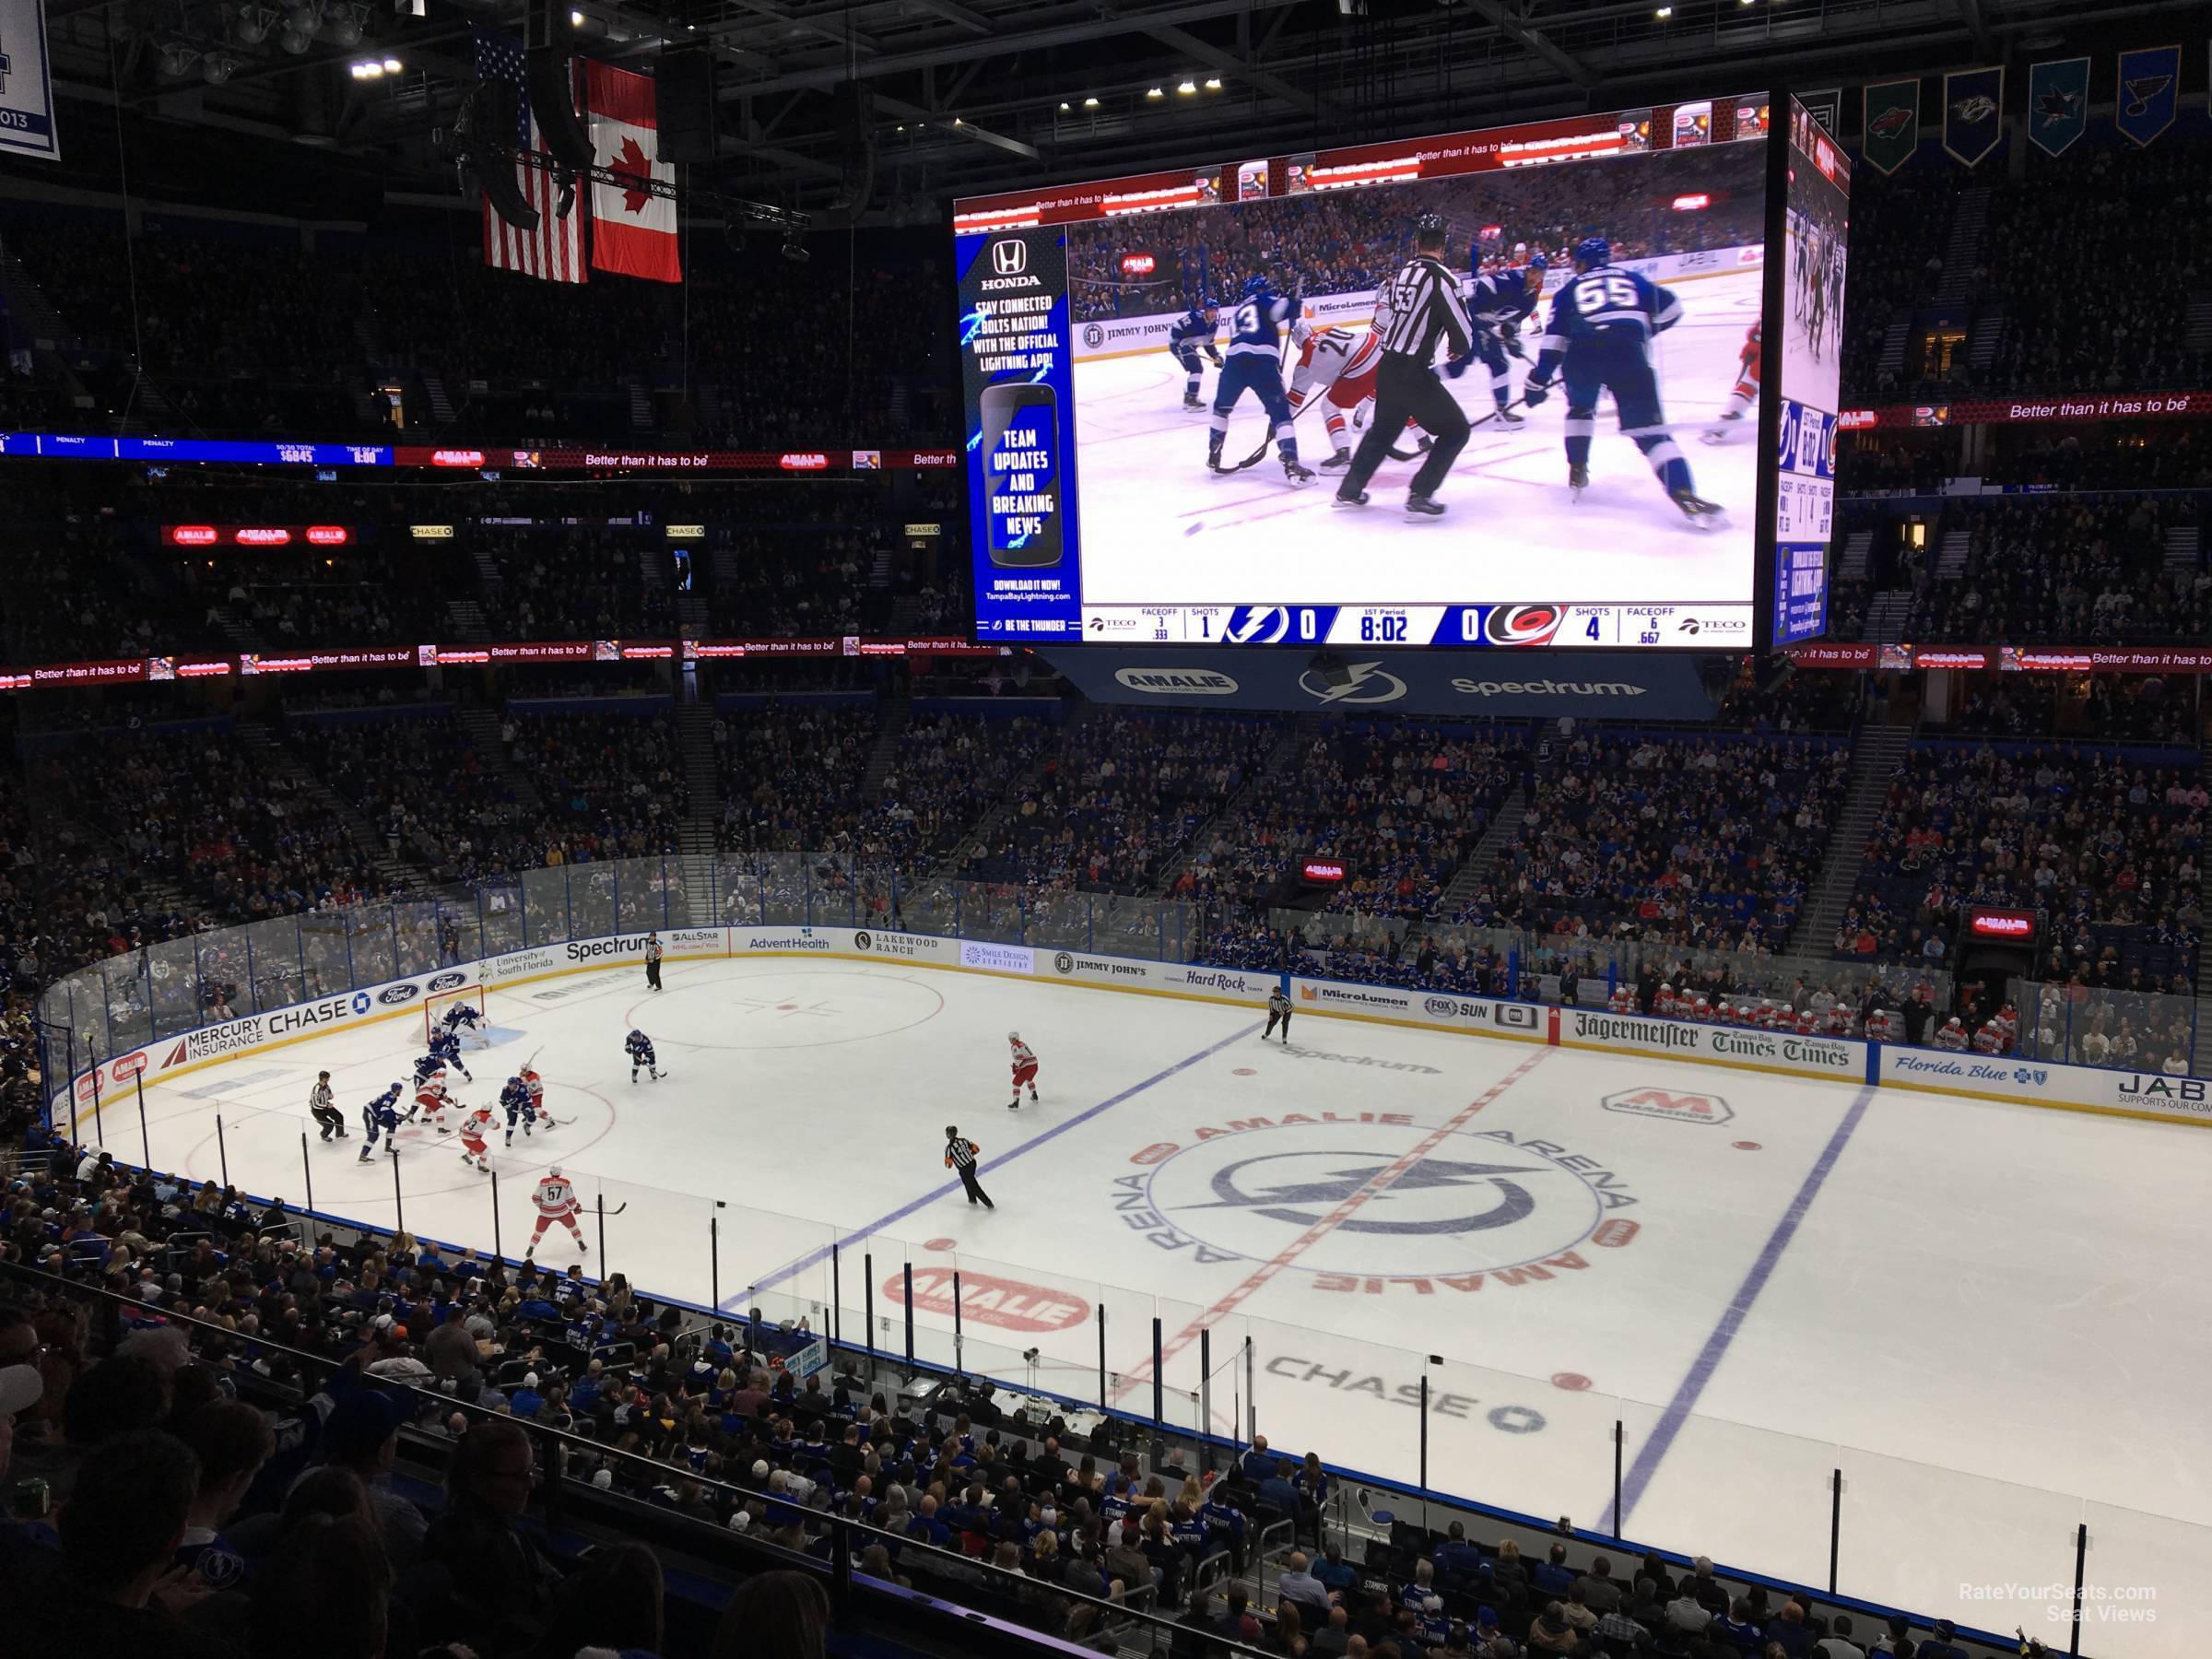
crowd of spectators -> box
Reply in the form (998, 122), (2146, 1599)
(1455, 730), (1851, 957)
(1946, 673), (2199, 747)
(1177, 723), (1527, 922)
(715, 702), (881, 853)
(508, 713), (688, 865)
(963, 712), (1281, 897)
(1836, 742), (2201, 1001)
(482, 528), (679, 644)
(1895, 497), (2206, 645)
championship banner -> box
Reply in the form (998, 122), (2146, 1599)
(1941, 66), (2004, 167)
(2115, 45), (2180, 148)
(0, 0), (61, 160)
(2027, 58), (2088, 157)
(1861, 79), (1921, 175)
(1796, 88), (1841, 137)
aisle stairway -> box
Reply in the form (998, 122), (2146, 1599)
(673, 701), (723, 923)
(235, 719), (421, 895)
(456, 705), (545, 815)
(1786, 725), (1912, 957)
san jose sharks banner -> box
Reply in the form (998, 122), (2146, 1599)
(1942, 66), (2004, 166)
(2115, 45), (2180, 148)
(0, 0), (61, 160)
(2027, 58), (2089, 157)
(1861, 78), (1920, 175)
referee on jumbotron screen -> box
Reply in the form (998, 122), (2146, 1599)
(1334, 210), (1475, 520)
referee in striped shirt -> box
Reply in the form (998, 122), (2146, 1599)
(1335, 211), (1475, 519)
(945, 1125), (994, 1208)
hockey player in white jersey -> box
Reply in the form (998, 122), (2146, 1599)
(527, 1165), (588, 1256)
(1702, 321), (1761, 442)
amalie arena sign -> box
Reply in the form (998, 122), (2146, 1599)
(60, 925), (2209, 1135)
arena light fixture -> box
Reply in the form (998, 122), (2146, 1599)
(158, 41), (195, 76)
(382, 55), (401, 70)
(1145, 86), (1163, 99)
(1082, 96), (1099, 108)
(1177, 79), (1196, 94)
(203, 51), (238, 83)
(1204, 77), (1222, 90)
(236, 5), (274, 41)
(1654, 5), (1671, 13)
(1058, 101), (1069, 111)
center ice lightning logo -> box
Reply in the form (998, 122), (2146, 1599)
(1187, 1153), (1543, 1235)
(1112, 1117), (1640, 1290)
(1298, 661), (1406, 705)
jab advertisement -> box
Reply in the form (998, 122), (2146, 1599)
(954, 97), (1783, 650)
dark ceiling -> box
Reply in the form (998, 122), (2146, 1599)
(36, 0), (2188, 222)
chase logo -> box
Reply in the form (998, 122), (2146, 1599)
(352, 993), (371, 1014)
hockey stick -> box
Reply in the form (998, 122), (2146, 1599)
(1381, 394), (1531, 462)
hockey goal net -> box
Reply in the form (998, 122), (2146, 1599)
(423, 984), (489, 1046)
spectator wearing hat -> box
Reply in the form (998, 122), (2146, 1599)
(312, 1388), (428, 1567)
(1916, 1620), (1969, 1659)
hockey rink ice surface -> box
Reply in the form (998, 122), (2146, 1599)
(122, 957), (2212, 1649)
(1071, 268), (1764, 610)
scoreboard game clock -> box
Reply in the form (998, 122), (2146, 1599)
(954, 93), (1846, 653)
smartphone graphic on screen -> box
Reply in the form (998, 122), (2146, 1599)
(979, 382), (1064, 567)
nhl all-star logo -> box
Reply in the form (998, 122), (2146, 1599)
(1110, 1115), (1639, 1291)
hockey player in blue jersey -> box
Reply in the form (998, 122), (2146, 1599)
(1166, 303), (1222, 410)
(1206, 275), (1313, 486)
(500, 1075), (536, 1146)
(1443, 254), (1546, 425)
(439, 996), (485, 1041)
(411, 1052), (445, 1091)
(357, 1083), (403, 1163)
(1520, 238), (1724, 528)
(426, 1025), (474, 1081)
(626, 1029), (663, 1082)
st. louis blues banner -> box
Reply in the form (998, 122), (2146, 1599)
(1861, 78), (1921, 175)
(2027, 57), (2089, 157)
(1942, 66), (2004, 166)
(0, 0), (61, 161)
(2115, 44), (2180, 148)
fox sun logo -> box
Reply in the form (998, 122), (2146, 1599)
(1110, 1115), (1639, 1295)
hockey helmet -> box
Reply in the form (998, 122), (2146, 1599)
(1240, 273), (1271, 300)
(1573, 236), (1611, 271)
(547, 1165), (562, 1178)
(1007, 1031), (1021, 1042)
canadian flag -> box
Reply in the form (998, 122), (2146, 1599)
(585, 61), (680, 283)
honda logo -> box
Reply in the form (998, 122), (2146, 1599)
(992, 240), (1028, 276)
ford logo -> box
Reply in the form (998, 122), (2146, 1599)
(378, 984), (422, 1005)
(426, 971), (469, 994)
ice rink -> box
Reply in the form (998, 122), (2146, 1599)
(117, 955), (2212, 1646)
(1071, 268), (1765, 608)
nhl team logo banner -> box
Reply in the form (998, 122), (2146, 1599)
(1797, 88), (1842, 137)
(2115, 45), (2180, 148)
(1942, 66), (2004, 167)
(0, 0), (62, 160)
(2027, 58), (2089, 157)
(1861, 78), (1921, 175)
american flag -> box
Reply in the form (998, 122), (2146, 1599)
(474, 25), (586, 284)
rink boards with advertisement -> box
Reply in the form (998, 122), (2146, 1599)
(63, 924), (2209, 1132)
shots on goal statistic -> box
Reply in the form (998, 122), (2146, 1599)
(953, 95), (1822, 652)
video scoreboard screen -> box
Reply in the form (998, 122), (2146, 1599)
(955, 93), (1824, 651)
(1771, 98), (1849, 645)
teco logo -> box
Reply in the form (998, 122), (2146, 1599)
(991, 240), (1028, 276)
(779, 453), (830, 471)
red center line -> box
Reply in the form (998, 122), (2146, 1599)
(1111, 1045), (1554, 1404)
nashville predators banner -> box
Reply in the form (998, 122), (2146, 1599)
(1941, 66), (2004, 167)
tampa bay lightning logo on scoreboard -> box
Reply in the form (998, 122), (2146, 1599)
(1776, 399), (1836, 479)
(1223, 606), (1336, 644)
